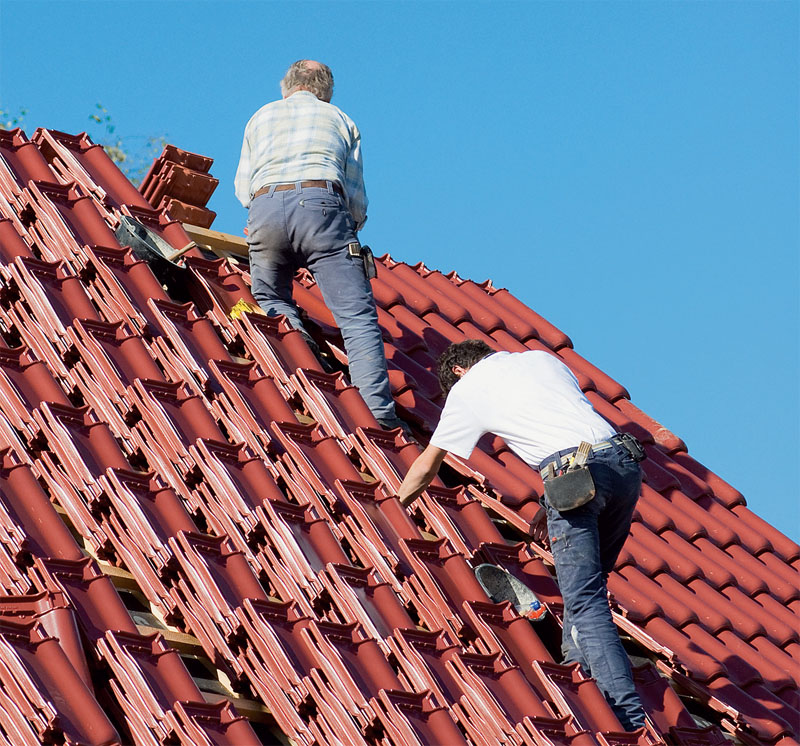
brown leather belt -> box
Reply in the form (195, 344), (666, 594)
(253, 180), (343, 200)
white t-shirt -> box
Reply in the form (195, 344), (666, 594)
(430, 350), (616, 468)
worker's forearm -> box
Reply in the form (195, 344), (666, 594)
(397, 464), (436, 506)
(397, 446), (447, 507)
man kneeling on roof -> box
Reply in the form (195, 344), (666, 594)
(396, 340), (648, 731)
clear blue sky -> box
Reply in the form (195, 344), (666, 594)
(1, 1), (797, 539)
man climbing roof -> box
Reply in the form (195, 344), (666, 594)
(235, 60), (405, 431)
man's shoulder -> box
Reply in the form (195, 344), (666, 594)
(317, 99), (360, 130)
(245, 99), (284, 126)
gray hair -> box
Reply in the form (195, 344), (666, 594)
(280, 60), (334, 102)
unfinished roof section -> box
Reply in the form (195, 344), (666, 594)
(0, 127), (797, 746)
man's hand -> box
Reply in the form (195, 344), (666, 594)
(397, 444), (448, 508)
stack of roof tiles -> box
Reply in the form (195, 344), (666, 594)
(0, 126), (797, 746)
(139, 144), (218, 229)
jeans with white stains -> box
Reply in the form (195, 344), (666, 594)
(544, 440), (645, 731)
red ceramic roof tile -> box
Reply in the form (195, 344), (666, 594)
(615, 566), (692, 626)
(445, 276), (527, 337)
(668, 725), (732, 746)
(0, 129), (797, 745)
(0, 450), (83, 563)
(419, 266), (500, 330)
(632, 662), (697, 732)
(374, 307), (427, 355)
(0, 129), (58, 188)
(692, 538), (770, 598)
(81, 244), (171, 329)
(694, 494), (774, 556)
(533, 660), (625, 733)
(29, 180), (120, 248)
(0, 617), (122, 745)
(625, 524), (704, 583)
(0, 218), (34, 262)
(684, 578), (765, 640)
(145, 162), (218, 207)
(636, 485), (706, 539)
(485, 285), (572, 349)
(585, 390), (656, 446)
(33, 128), (152, 212)
(0, 345), (71, 415)
(381, 257), (440, 317)
(488, 327), (531, 352)
(657, 530), (735, 588)
(162, 196), (216, 228)
(322, 563), (414, 637)
(456, 318), (505, 347)
(641, 618), (726, 682)
(744, 591), (800, 648)
(423, 307), (487, 347)
(369, 271), (404, 309)
(644, 447), (712, 500)
(746, 550), (800, 600)
(384, 344), (442, 403)
(730, 503), (800, 563)
(557, 347), (630, 402)
(72, 318), (164, 383)
(184, 254), (257, 314)
(665, 489), (739, 548)
(613, 399), (687, 453)
(704, 677), (796, 742)
(387, 304), (453, 358)
(421, 487), (506, 554)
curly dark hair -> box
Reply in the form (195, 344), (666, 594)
(437, 340), (494, 396)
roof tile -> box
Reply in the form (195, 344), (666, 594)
(0, 129), (796, 744)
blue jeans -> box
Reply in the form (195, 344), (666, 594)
(247, 183), (396, 421)
(543, 440), (645, 731)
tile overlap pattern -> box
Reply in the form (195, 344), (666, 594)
(0, 127), (797, 746)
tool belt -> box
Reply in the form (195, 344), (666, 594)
(540, 433), (646, 512)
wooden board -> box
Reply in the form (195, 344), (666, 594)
(183, 223), (248, 258)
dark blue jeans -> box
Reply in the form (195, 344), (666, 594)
(543, 441), (645, 731)
(247, 183), (396, 421)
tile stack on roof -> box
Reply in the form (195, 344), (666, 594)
(139, 145), (218, 229)
(0, 127), (797, 746)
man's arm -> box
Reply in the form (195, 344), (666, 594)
(233, 129), (252, 208)
(343, 127), (368, 230)
(397, 444), (448, 507)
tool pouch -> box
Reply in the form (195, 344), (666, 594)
(543, 467), (596, 511)
(361, 245), (377, 279)
(618, 432), (646, 462)
(348, 242), (378, 279)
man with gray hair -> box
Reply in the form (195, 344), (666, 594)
(235, 60), (405, 431)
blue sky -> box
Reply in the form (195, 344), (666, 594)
(1, 1), (797, 539)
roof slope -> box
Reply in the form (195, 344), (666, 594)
(0, 127), (797, 746)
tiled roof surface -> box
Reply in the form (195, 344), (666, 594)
(0, 126), (797, 746)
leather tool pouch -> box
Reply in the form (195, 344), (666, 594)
(543, 467), (596, 512)
(361, 245), (377, 279)
(348, 243), (378, 279)
(619, 432), (646, 462)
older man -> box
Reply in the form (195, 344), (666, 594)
(397, 340), (647, 731)
(235, 60), (403, 430)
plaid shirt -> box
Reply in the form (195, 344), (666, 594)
(234, 91), (368, 229)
